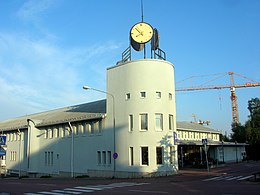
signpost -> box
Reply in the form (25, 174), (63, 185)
(0, 136), (6, 146)
(202, 138), (210, 175)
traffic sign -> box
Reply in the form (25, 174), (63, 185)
(0, 136), (6, 145)
(113, 152), (118, 159)
(0, 147), (6, 156)
(202, 138), (208, 145)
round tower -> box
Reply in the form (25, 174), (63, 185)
(107, 58), (178, 177)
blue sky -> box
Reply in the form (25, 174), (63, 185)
(0, 0), (259, 135)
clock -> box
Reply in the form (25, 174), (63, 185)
(130, 22), (153, 44)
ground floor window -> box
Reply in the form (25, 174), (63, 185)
(141, 147), (149, 165)
(156, 147), (163, 165)
(129, 147), (134, 166)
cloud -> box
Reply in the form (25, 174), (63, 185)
(17, 0), (58, 22)
(0, 32), (120, 120)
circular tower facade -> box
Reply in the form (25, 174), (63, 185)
(107, 59), (178, 177)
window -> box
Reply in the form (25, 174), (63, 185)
(156, 91), (161, 99)
(140, 91), (146, 98)
(102, 151), (106, 164)
(170, 146), (175, 164)
(129, 115), (133, 131)
(126, 93), (130, 100)
(169, 93), (172, 100)
(107, 151), (111, 165)
(155, 114), (163, 130)
(98, 120), (102, 134)
(129, 147), (134, 166)
(156, 147), (163, 165)
(45, 129), (48, 139)
(141, 147), (149, 165)
(140, 114), (148, 130)
(45, 151), (53, 166)
(97, 151), (101, 165)
(49, 128), (53, 139)
(90, 122), (95, 135)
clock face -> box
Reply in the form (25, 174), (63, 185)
(130, 22), (153, 44)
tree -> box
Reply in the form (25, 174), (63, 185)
(230, 122), (246, 143)
(246, 98), (260, 145)
(245, 98), (260, 160)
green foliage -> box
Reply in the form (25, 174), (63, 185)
(246, 98), (260, 145)
(231, 122), (246, 143)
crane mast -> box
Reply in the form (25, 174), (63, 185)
(176, 72), (260, 124)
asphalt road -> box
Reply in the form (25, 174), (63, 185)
(1, 161), (259, 195)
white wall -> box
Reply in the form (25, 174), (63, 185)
(107, 59), (178, 176)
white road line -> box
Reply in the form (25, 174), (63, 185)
(223, 176), (236, 180)
(64, 188), (93, 193)
(129, 190), (168, 194)
(203, 176), (223, 181)
(52, 190), (82, 194)
(24, 193), (41, 195)
(237, 175), (253, 181)
(37, 192), (63, 195)
(226, 176), (243, 181)
(75, 186), (102, 191)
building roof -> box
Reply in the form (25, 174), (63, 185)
(0, 100), (106, 131)
(176, 121), (220, 134)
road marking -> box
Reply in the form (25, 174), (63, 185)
(203, 176), (223, 181)
(75, 186), (102, 191)
(52, 190), (82, 194)
(237, 175), (253, 181)
(129, 190), (168, 194)
(203, 175), (254, 182)
(64, 188), (93, 193)
(38, 192), (64, 195)
(25, 182), (150, 194)
(226, 176), (243, 180)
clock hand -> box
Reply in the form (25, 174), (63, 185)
(135, 27), (142, 34)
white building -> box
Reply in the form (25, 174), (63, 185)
(0, 58), (178, 178)
(176, 121), (246, 167)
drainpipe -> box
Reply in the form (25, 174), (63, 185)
(68, 122), (74, 178)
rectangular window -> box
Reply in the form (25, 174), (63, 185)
(129, 147), (134, 166)
(169, 114), (174, 130)
(156, 91), (161, 99)
(98, 120), (102, 134)
(155, 114), (163, 130)
(102, 151), (106, 165)
(169, 93), (173, 100)
(170, 146), (175, 164)
(49, 129), (53, 139)
(140, 114), (148, 130)
(126, 93), (130, 100)
(90, 122), (95, 135)
(45, 152), (47, 166)
(140, 91), (146, 98)
(97, 151), (101, 165)
(107, 151), (111, 165)
(156, 147), (163, 165)
(141, 147), (149, 165)
(129, 114), (134, 131)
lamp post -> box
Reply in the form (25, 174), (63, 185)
(17, 129), (21, 178)
(83, 86), (116, 178)
(68, 122), (74, 178)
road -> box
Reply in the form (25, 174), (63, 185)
(0, 161), (259, 195)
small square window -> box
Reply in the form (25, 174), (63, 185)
(126, 93), (130, 100)
(156, 92), (161, 99)
(140, 91), (146, 98)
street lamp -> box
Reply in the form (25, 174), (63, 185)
(83, 86), (116, 178)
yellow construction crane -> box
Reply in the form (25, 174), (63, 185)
(176, 72), (260, 124)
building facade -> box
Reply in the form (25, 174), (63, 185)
(0, 58), (178, 178)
